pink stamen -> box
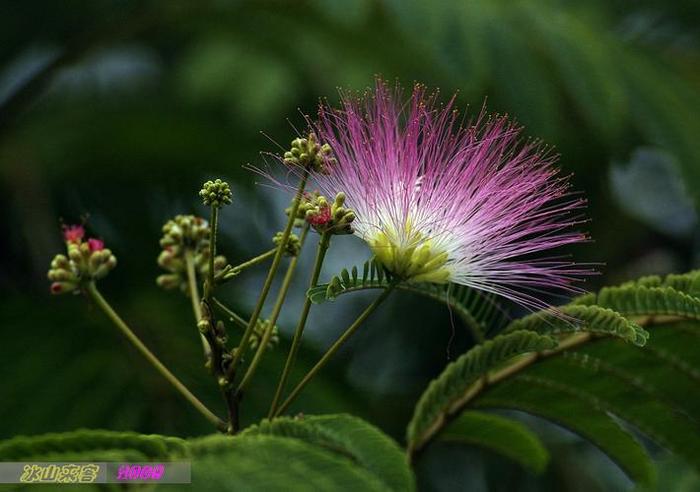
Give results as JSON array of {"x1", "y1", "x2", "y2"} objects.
[
  {"x1": 63, "y1": 225, "x2": 85, "y2": 243},
  {"x1": 87, "y1": 238, "x2": 105, "y2": 252}
]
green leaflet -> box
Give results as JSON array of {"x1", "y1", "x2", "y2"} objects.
[
  {"x1": 0, "y1": 415, "x2": 412, "y2": 492},
  {"x1": 406, "y1": 330, "x2": 557, "y2": 451},
  {"x1": 306, "y1": 259, "x2": 392, "y2": 304},
  {"x1": 307, "y1": 259, "x2": 504, "y2": 340},
  {"x1": 188, "y1": 433, "x2": 387, "y2": 491},
  {"x1": 578, "y1": 285, "x2": 700, "y2": 320},
  {"x1": 408, "y1": 272, "x2": 700, "y2": 486},
  {"x1": 520, "y1": 351, "x2": 700, "y2": 472},
  {"x1": 242, "y1": 414, "x2": 415, "y2": 492},
  {"x1": 474, "y1": 378, "x2": 655, "y2": 486},
  {"x1": 504, "y1": 304, "x2": 649, "y2": 346},
  {"x1": 437, "y1": 411, "x2": 549, "y2": 474},
  {"x1": 572, "y1": 271, "x2": 700, "y2": 320},
  {"x1": 0, "y1": 429, "x2": 188, "y2": 461},
  {"x1": 577, "y1": 323, "x2": 700, "y2": 417}
]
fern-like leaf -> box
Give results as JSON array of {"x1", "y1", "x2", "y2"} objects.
[
  {"x1": 505, "y1": 304, "x2": 649, "y2": 346},
  {"x1": 242, "y1": 414, "x2": 415, "y2": 492},
  {"x1": 475, "y1": 378, "x2": 656, "y2": 486},
  {"x1": 0, "y1": 429, "x2": 188, "y2": 461},
  {"x1": 188, "y1": 433, "x2": 388, "y2": 491},
  {"x1": 438, "y1": 411, "x2": 550, "y2": 474},
  {"x1": 574, "y1": 285, "x2": 700, "y2": 320},
  {"x1": 309, "y1": 259, "x2": 505, "y2": 340},
  {"x1": 307, "y1": 259, "x2": 391, "y2": 303},
  {"x1": 406, "y1": 330, "x2": 557, "y2": 452}
]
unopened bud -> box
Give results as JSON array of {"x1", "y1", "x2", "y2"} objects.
[
  {"x1": 156, "y1": 273, "x2": 181, "y2": 290},
  {"x1": 199, "y1": 179, "x2": 233, "y2": 208},
  {"x1": 273, "y1": 232, "x2": 301, "y2": 257},
  {"x1": 50, "y1": 281, "x2": 78, "y2": 295},
  {"x1": 51, "y1": 255, "x2": 70, "y2": 270},
  {"x1": 283, "y1": 133, "x2": 335, "y2": 173},
  {"x1": 197, "y1": 319, "x2": 210, "y2": 334}
]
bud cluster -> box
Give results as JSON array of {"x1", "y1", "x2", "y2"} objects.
[
  {"x1": 156, "y1": 215, "x2": 227, "y2": 292},
  {"x1": 248, "y1": 318, "x2": 279, "y2": 352},
  {"x1": 299, "y1": 192, "x2": 355, "y2": 235},
  {"x1": 48, "y1": 225, "x2": 117, "y2": 294},
  {"x1": 283, "y1": 133, "x2": 335, "y2": 174},
  {"x1": 199, "y1": 179, "x2": 233, "y2": 208},
  {"x1": 273, "y1": 231, "x2": 301, "y2": 257}
]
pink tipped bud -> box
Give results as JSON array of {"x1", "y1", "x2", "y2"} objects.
[
  {"x1": 306, "y1": 205, "x2": 332, "y2": 226},
  {"x1": 63, "y1": 225, "x2": 85, "y2": 243},
  {"x1": 87, "y1": 238, "x2": 105, "y2": 251},
  {"x1": 50, "y1": 281, "x2": 76, "y2": 295}
]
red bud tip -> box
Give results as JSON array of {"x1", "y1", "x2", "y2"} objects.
[{"x1": 63, "y1": 225, "x2": 85, "y2": 243}]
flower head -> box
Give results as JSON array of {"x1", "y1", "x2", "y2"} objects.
[
  {"x1": 283, "y1": 133, "x2": 335, "y2": 173},
  {"x1": 156, "y1": 215, "x2": 227, "y2": 292},
  {"x1": 200, "y1": 179, "x2": 233, "y2": 208},
  {"x1": 308, "y1": 81, "x2": 591, "y2": 310},
  {"x1": 49, "y1": 227, "x2": 117, "y2": 294},
  {"x1": 298, "y1": 191, "x2": 355, "y2": 235}
]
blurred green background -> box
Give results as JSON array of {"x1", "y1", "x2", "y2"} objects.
[{"x1": 1, "y1": 1, "x2": 699, "y2": 490}]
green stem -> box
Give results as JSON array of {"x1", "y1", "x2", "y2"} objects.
[
  {"x1": 212, "y1": 297, "x2": 248, "y2": 330},
  {"x1": 227, "y1": 171, "x2": 309, "y2": 379},
  {"x1": 230, "y1": 248, "x2": 277, "y2": 274},
  {"x1": 85, "y1": 282, "x2": 224, "y2": 430},
  {"x1": 274, "y1": 285, "x2": 395, "y2": 417},
  {"x1": 237, "y1": 224, "x2": 311, "y2": 394},
  {"x1": 205, "y1": 205, "x2": 218, "y2": 300},
  {"x1": 268, "y1": 231, "x2": 332, "y2": 418},
  {"x1": 184, "y1": 250, "x2": 212, "y2": 359}
]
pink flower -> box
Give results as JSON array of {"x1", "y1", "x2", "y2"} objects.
[
  {"x1": 63, "y1": 225, "x2": 85, "y2": 243},
  {"x1": 309, "y1": 81, "x2": 592, "y2": 311},
  {"x1": 87, "y1": 238, "x2": 105, "y2": 252}
]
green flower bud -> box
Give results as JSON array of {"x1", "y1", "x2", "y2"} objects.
[
  {"x1": 282, "y1": 133, "x2": 335, "y2": 173},
  {"x1": 92, "y1": 254, "x2": 117, "y2": 279},
  {"x1": 51, "y1": 254, "x2": 70, "y2": 270},
  {"x1": 68, "y1": 243, "x2": 82, "y2": 263},
  {"x1": 156, "y1": 273, "x2": 181, "y2": 290},
  {"x1": 273, "y1": 232, "x2": 301, "y2": 257},
  {"x1": 156, "y1": 215, "x2": 227, "y2": 293},
  {"x1": 199, "y1": 179, "x2": 233, "y2": 208},
  {"x1": 248, "y1": 319, "x2": 279, "y2": 352},
  {"x1": 197, "y1": 319, "x2": 210, "y2": 334},
  {"x1": 48, "y1": 268, "x2": 77, "y2": 283},
  {"x1": 50, "y1": 281, "x2": 78, "y2": 295}
]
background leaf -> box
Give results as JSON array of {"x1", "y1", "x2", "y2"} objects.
[{"x1": 437, "y1": 411, "x2": 550, "y2": 474}]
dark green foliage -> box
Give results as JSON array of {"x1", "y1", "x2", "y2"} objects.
[
  {"x1": 189, "y1": 434, "x2": 387, "y2": 491},
  {"x1": 2, "y1": 1, "x2": 700, "y2": 489},
  {"x1": 407, "y1": 272, "x2": 700, "y2": 487},
  {"x1": 505, "y1": 304, "x2": 649, "y2": 346},
  {"x1": 474, "y1": 379, "x2": 656, "y2": 486},
  {"x1": 573, "y1": 273, "x2": 700, "y2": 320},
  {"x1": 406, "y1": 331, "x2": 558, "y2": 449},
  {"x1": 0, "y1": 415, "x2": 413, "y2": 491},
  {"x1": 0, "y1": 429, "x2": 187, "y2": 461},
  {"x1": 242, "y1": 414, "x2": 415, "y2": 492},
  {"x1": 438, "y1": 411, "x2": 550, "y2": 474}
]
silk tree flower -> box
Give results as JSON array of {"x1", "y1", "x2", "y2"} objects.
[{"x1": 307, "y1": 82, "x2": 591, "y2": 311}]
